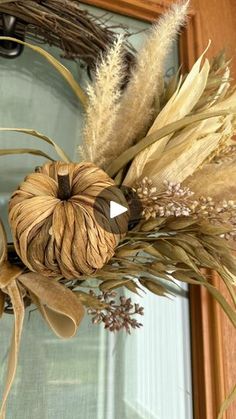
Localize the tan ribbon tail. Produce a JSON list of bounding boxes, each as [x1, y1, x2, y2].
[[0, 280, 25, 419], [18, 272, 85, 338]]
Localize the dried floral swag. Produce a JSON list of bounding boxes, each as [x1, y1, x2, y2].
[[0, 1, 236, 418]]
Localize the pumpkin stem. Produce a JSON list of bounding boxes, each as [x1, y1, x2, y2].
[[57, 166, 71, 200]]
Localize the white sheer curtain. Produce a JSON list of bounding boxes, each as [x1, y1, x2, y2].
[[0, 8, 193, 419]]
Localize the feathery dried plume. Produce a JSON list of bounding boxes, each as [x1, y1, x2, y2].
[[80, 35, 125, 167], [185, 150, 236, 202], [109, 1, 189, 160]]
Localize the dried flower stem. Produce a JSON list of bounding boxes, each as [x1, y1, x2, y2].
[[135, 177, 236, 239], [87, 290, 144, 333]]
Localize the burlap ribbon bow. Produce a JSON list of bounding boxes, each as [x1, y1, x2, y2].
[[0, 220, 84, 419]]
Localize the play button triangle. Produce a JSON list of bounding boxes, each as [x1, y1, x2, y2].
[[110, 200, 128, 219]]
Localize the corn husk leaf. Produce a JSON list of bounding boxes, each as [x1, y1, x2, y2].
[[136, 113, 233, 189], [202, 66, 230, 109], [195, 51, 231, 111], [123, 48, 211, 184], [107, 109, 235, 178], [0, 128, 70, 162], [0, 36, 87, 108], [146, 136, 224, 188], [162, 69, 182, 106]]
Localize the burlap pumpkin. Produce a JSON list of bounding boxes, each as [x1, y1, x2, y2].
[[9, 161, 128, 279]]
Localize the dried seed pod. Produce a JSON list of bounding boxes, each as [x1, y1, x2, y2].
[[9, 161, 128, 279]]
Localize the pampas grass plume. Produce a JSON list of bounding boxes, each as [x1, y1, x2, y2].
[[80, 35, 125, 167], [110, 1, 189, 156]]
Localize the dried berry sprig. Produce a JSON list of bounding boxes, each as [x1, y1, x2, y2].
[[87, 290, 144, 333], [135, 177, 194, 218], [135, 177, 236, 239]]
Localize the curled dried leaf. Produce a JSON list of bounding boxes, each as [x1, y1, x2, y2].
[[0, 36, 87, 108], [172, 270, 200, 284], [166, 218, 197, 230], [139, 277, 168, 296], [115, 245, 140, 258], [125, 280, 141, 294], [141, 218, 165, 231], [0, 148, 54, 160], [0, 128, 70, 162], [99, 278, 132, 292]]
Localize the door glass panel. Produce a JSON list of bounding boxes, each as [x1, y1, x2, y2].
[[0, 7, 193, 419]]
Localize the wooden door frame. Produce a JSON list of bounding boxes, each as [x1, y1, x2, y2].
[[80, 1, 226, 418]]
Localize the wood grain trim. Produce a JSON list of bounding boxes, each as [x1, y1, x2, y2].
[[80, 0, 171, 21], [80, 1, 200, 73], [190, 275, 226, 419], [81, 1, 226, 418], [178, 10, 203, 72]]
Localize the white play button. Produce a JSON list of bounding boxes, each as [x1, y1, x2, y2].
[[93, 186, 142, 234], [110, 200, 128, 219]]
